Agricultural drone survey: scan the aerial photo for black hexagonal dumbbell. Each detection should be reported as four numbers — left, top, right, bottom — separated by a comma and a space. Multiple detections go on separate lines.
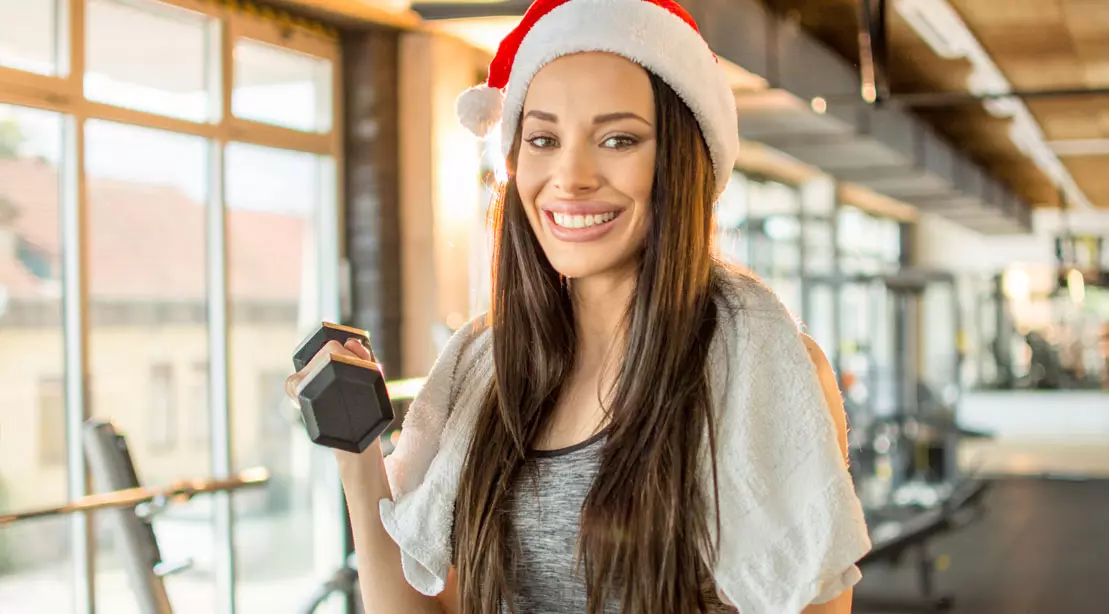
291, 323, 394, 453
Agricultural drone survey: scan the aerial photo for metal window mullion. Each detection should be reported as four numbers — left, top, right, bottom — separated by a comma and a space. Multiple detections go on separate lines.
208, 9, 235, 614
63, 0, 96, 612
62, 113, 95, 614
206, 138, 234, 614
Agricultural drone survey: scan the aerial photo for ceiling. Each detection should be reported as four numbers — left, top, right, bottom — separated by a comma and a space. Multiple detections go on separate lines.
263, 0, 1107, 217
765, 0, 1109, 210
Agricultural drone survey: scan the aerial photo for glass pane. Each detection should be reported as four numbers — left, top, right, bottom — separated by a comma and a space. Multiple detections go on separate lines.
715, 172, 748, 229
85, 120, 214, 612
226, 142, 341, 611
86, 0, 214, 122
836, 205, 864, 255
747, 179, 799, 216
0, 104, 70, 612
233, 39, 333, 133
803, 220, 834, 275
0, 0, 58, 75
765, 277, 801, 318
801, 176, 835, 217
715, 227, 746, 267
807, 283, 837, 360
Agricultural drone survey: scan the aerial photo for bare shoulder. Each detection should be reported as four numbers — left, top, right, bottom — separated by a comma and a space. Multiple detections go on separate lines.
801, 334, 849, 462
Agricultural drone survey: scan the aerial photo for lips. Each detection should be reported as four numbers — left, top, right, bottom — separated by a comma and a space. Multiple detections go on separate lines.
539, 201, 624, 243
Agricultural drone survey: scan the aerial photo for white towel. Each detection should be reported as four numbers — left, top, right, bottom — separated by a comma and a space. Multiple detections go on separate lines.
378, 269, 872, 613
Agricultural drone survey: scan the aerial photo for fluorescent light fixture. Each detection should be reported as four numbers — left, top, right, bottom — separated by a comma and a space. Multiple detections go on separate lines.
894, 0, 1093, 210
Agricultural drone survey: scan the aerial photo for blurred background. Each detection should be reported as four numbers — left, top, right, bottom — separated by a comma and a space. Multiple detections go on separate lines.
0, 0, 1105, 613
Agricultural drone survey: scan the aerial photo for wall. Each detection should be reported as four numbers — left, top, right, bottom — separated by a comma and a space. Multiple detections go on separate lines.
915, 208, 1109, 273
397, 31, 488, 377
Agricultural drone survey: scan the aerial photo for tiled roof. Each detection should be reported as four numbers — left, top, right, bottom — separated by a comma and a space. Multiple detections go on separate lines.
0, 158, 306, 301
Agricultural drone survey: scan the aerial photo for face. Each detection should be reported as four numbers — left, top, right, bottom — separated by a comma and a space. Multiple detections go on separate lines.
514, 52, 656, 281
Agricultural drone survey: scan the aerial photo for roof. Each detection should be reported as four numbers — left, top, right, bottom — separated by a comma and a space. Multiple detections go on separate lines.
0, 158, 306, 301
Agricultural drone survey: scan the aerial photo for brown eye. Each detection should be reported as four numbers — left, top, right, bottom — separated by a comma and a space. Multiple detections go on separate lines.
602, 135, 637, 149
525, 135, 558, 149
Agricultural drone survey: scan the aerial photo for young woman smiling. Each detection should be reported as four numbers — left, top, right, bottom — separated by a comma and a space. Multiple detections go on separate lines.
288, 0, 872, 612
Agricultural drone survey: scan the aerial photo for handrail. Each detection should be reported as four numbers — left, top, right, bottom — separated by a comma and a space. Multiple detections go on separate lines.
0, 467, 270, 526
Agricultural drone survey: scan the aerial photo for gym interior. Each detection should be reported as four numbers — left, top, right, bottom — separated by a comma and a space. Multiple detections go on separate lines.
0, 0, 1107, 613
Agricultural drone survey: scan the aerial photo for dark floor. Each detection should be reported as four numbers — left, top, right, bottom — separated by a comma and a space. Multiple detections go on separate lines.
854, 476, 1109, 614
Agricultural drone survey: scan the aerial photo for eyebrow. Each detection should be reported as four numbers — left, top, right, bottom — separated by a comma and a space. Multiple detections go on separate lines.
523, 110, 652, 127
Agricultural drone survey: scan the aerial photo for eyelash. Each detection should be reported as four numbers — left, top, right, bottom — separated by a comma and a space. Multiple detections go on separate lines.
524, 134, 639, 150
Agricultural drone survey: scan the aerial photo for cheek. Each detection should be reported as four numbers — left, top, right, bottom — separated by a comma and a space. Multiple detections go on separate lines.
514, 155, 543, 203
513, 157, 544, 224
621, 151, 656, 232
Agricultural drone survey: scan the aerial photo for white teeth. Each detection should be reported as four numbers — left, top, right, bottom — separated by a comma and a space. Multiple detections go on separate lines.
551, 211, 618, 229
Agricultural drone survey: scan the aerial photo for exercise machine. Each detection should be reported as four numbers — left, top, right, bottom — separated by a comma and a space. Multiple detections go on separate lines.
807, 268, 994, 611
0, 420, 268, 614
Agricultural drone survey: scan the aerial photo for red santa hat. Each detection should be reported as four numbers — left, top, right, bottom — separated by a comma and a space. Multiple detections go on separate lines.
456, 0, 739, 200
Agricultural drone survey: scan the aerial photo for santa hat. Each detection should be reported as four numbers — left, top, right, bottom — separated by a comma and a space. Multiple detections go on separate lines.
455, 0, 739, 200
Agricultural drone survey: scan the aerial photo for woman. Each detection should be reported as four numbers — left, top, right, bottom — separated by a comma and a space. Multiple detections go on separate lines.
291, 0, 871, 612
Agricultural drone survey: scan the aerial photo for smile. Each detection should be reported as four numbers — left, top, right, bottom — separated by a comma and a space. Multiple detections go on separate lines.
550, 211, 618, 229
541, 206, 624, 243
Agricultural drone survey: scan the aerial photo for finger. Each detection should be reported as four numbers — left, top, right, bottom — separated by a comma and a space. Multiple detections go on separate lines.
284, 373, 302, 407
344, 338, 372, 361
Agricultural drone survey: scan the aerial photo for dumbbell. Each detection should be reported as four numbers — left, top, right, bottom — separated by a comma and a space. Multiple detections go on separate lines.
291, 322, 394, 453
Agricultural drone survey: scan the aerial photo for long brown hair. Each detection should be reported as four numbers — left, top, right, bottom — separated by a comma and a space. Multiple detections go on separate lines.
453, 70, 725, 613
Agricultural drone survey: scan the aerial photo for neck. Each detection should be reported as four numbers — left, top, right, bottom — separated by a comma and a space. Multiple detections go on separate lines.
569, 266, 637, 368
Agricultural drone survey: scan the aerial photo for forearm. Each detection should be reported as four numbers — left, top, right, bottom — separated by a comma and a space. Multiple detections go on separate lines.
336, 441, 443, 614
802, 587, 853, 614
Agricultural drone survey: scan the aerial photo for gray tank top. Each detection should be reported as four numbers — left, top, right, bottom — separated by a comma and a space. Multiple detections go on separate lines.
506, 432, 736, 613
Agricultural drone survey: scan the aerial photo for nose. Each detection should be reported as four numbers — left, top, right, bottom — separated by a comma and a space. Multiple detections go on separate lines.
552, 143, 600, 195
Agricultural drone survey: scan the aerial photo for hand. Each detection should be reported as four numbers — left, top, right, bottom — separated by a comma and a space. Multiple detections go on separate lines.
284, 337, 375, 406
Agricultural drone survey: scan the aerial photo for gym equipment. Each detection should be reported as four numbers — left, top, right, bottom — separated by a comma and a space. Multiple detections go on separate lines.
807, 268, 996, 611
0, 420, 268, 614
855, 477, 990, 613
292, 322, 394, 453
0, 424, 268, 527
301, 554, 361, 614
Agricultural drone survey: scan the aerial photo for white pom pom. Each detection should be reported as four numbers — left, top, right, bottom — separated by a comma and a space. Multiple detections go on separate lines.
455, 84, 505, 138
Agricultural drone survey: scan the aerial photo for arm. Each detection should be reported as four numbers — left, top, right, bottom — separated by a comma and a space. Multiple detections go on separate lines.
800, 334, 854, 614
294, 339, 444, 613
336, 443, 447, 614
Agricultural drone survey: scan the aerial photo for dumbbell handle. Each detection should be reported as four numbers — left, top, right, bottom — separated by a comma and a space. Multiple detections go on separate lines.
293, 351, 383, 401
293, 322, 375, 372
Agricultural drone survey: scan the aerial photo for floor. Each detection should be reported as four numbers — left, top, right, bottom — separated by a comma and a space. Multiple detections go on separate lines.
854, 476, 1109, 614
959, 438, 1109, 479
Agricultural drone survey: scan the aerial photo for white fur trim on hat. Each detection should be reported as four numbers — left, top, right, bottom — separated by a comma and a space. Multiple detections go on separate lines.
498, 0, 739, 200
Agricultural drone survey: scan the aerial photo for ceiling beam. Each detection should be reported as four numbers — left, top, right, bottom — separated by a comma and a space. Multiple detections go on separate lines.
411, 1, 531, 21
824, 86, 1109, 109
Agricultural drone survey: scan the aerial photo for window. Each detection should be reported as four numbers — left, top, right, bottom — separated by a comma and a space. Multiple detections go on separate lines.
85, 0, 216, 121
189, 361, 209, 445
225, 142, 341, 612
0, 2, 342, 611
0, 0, 61, 75
233, 39, 333, 132
85, 119, 212, 612
0, 103, 70, 610
148, 364, 176, 450
37, 378, 66, 466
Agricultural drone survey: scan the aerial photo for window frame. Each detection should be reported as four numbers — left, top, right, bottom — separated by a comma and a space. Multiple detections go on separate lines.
0, 1, 345, 612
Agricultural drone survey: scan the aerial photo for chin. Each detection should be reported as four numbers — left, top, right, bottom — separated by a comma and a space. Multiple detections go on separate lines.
543, 248, 636, 281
